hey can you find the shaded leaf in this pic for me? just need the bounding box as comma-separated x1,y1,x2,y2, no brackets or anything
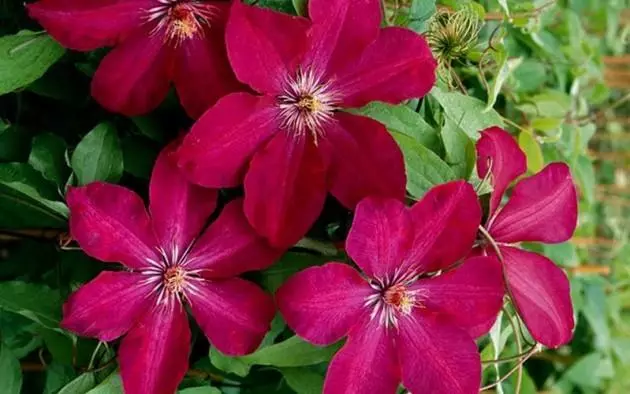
58,373,96,394
71,123,123,185
28,133,69,187
0,342,22,394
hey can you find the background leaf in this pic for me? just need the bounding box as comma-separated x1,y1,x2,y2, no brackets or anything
71,123,123,185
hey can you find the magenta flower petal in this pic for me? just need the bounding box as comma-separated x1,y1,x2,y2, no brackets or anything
338,27,437,108
61,271,154,342
412,256,503,338
304,0,381,76
345,198,413,279
119,302,191,394
149,142,217,256
501,246,575,347
67,183,159,270
324,317,400,394
226,1,309,94
244,133,328,248
187,277,275,356
173,4,244,119
91,27,173,116
476,127,527,216
184,199,281,278
405,181,481,273
26,0,151,51
277,263,372,346
490,163,578,244
323,113,406,208
177,93,279,188
398,313,481,394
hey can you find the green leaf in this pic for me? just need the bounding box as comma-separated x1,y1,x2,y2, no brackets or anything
409,0,437,33
71,123,124,185
28,133,69,187
391,130,456,198
441,119,475,179
0,342,22,394
563,353,603,389
572,155,595,205
58,373,96,394
518,131,544,173
485,56,522,111
531,117,563,134
0,281,63,329
431,87,503,139
179,387,222,394
44,363,76,394
0,31,66,95
258,252,327,293
0,127,31,162
516,90,571,118
582,280,610,351
512,59,547,93
497,0,510,16
291,0,308,16
121,136,159,180
40,328,74,365
356,101,440,152
85,372,123,394
209,347,251,377
279,367,324,394
0,163,68,228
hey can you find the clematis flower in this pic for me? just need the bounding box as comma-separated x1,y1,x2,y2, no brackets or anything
475,127,578,348
27,0,242,118
177,0,437,248
62,143,279,394
277,181,504,394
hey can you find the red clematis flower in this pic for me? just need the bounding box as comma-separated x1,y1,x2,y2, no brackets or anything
177,0,437,248
277,181,504,394
27,0,242,118
475,127,578,348
62,143,280,394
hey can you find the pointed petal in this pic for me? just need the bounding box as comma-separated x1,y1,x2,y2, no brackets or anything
405,181,481,273
187,277,275,356
149,143,217,258
323,113,406,208
67,183,160,270
173,7,244,119
324,317,399,394
476,127,527,217
26,0,150,51
184,199,282,278
277,263,371,346
303,0,381,76
177,93,279,188
91,27,173,116
398,313,481,394
226,1,309,94
501,246,575,348
338,27,437,108
119,301,190,394
244,133,328,248
412,256,504,338
345,198,413,279
490,163,578,243
61,271,155,341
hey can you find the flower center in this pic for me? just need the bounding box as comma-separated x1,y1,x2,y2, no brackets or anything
146,0,218,46
163,266,187,294
277,68,340,139
384,284,417,315
365,270,424,329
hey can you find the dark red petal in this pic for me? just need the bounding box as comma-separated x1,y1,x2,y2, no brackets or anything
323,317,400,394
26,0,150,51
277,263,371,346
173,7,244,119
187,277,275,356
67,183,160,270
303,0,381,77
338,27,437,108
412,256,504,338
244,133,328,248
501,246,575,348
184,199,282,278
226,1,309,94
476,127,527,217
91,27,174,116
398,313,481,394
405,181,481,273
177,92,279,188
61,271,154,341
323,113,406,208
490,163,578,243
149,143,217,258
119,301,190,394
345,198,413,279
